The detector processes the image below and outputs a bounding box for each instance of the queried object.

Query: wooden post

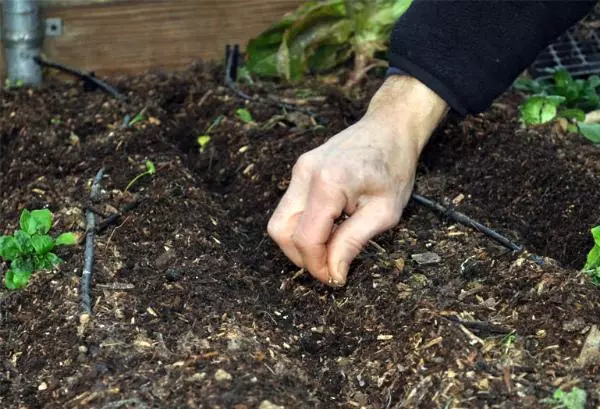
[0,0,303,78]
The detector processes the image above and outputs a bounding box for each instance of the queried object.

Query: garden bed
[1,62,600,409]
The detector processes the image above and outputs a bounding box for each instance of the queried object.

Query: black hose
[34,56,126,101]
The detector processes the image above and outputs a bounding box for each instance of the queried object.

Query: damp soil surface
[1,63,600,409]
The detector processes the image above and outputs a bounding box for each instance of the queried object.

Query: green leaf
[4,269,31,290]
[30,235,54,255]
[13,230,33,253]
[236,108,254,124]
[246,1,330,77]
[567,123,579,133]
[42,252,62,270]
[583,226,600,271]
[197,135,211,153]
[20,208,53,235]
[552,387,587,409]
[577,122,600,143]
[308,43,353,71]
[0,236,21,261]
[277,2,349,80]
[346,0,412,58]
[513,77,551,94]
[519,95,565,125]
[55,232,78,246]
[558,108,586,122]
[11,257,34,275]
[553,69,583,104]
[145,160,156,175]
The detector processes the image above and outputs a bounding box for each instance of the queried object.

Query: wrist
[364,75,449,152]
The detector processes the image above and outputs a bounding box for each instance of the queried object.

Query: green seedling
[582,225,600,285]
[125,160,156,192]
[245,0,412,85]
[127,108,148,127]
[541,387,586,409]
[236,108,255,124]
[197,115,224,153]
[197,135,211,153]
[0,208,78,289]
[500,330,517,355]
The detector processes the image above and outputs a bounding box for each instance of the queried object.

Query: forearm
[387,0,596,116]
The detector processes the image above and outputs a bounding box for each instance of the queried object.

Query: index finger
[292,179,347,285]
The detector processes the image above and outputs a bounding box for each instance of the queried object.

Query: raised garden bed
[1,61,600,408]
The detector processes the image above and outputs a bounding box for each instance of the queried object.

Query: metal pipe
[1,0,44,86]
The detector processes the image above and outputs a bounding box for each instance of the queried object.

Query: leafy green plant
[245,0,412,86]
[541,387,586,409]
[516,69,600,143]
[582,225,600,285]
[125,160,156,192]
[0,209,78,289]
[236,108,255,124]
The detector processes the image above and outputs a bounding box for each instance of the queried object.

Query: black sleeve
[387,0,597,116]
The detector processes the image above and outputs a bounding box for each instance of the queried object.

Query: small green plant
[501,330,517,355]
[196,115,224,153]
[0,209,78,289]
[582,225,600,285]
[245,0,413,86]
[125,160,156,192]
[127,108,147,127]
[236,108,255,124]
[516,69,600,143]
[541,387,586,409]
[197,135,211,153]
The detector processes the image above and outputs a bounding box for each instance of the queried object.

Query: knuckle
[267,216,284,240]
[315,166,348,187]
[291,230,308,249]
[292,153,315,178]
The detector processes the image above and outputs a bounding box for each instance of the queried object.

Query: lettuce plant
[0,209,77,289]
[245,0,412,86]
[516,69,600,143]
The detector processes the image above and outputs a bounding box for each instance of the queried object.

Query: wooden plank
[0,0,303,78]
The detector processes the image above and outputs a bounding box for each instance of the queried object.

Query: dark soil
[1,62,600,409]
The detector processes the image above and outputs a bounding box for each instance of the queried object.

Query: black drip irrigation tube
[33,56,126,101]
[411,193,523,252]
[410,192,545,266]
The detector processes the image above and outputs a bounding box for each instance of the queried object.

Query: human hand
[267,76,448,286]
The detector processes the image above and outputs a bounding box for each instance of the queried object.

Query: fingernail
[330,261,348,287]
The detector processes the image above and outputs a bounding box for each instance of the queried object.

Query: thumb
[327,199,401,285]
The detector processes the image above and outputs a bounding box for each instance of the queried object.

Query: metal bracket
[0,18,63,39]
[45,18,63,37]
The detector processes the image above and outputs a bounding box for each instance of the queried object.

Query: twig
[411,192,523,252]
[81,168,104,315]
[34,56,126,101]
[95,200,140,234]
[444,316,513,335]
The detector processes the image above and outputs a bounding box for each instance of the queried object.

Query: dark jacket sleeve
[387,0,597,116]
